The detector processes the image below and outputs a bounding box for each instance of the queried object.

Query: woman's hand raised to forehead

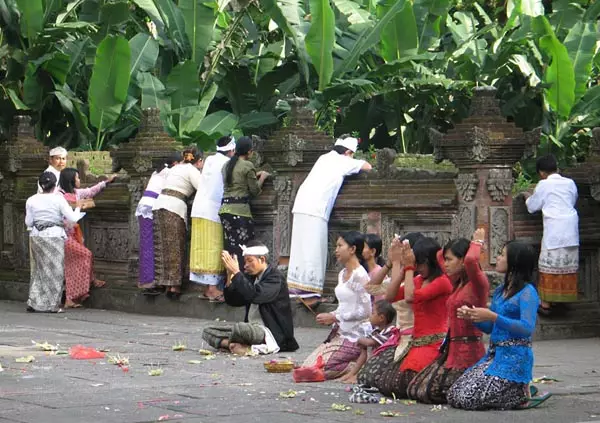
[389,238,403,263]
[399,244,416,267]
[472,228,485,244]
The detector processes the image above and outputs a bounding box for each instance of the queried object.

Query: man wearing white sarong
[287,136,372,308]
[189,136,236,300]
[37,147,68,193]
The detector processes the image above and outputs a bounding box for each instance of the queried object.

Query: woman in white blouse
[152,146,203,299]
[300,231,372,380]
[525,154,579,316]
[26,172,84,312]
[136,153,181,294]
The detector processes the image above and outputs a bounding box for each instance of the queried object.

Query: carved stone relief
[0,180,15,202]
[590,173,600,202]
[3,204,13,245]
[489,206,510,264]
[284,134,305,166]
[276,205,291,257]
[454,173,479,202]
[451,204,476,239]
[131,155,153,174]
[89,225,129,262]
[468,127,491,163]
[429,128,445,163]
[420,231,452,248]
[274,176,293,204]
[486,169,514,202]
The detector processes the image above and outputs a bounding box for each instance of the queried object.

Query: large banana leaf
[156,0,189,56]
[200,110,239,135]
[179,0,215,65]
[331,0,370,25]
[129,33,159,76]
[535,16,575,119]
[237,111,279,129]
[131,0,165,27]
[305,0,335,91]
[572,85,600,117]
[334,0,407,76]
[181,82,218,134]
[136,72,167,110]
[54,87,93,138]
[377,0,418,63]
[412,0,450,52]
[15,0,43,41]
[88,35,131,146]
[563,22,597,101]
[258,0,310,84]
[166,60,200,136]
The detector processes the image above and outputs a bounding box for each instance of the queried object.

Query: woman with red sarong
[407,229,489,404]
[59,168,116,308]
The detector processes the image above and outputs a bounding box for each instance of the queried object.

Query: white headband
[334,137,358,153]
[49,147,68,157]
[240,244,269,256]
[216,137,236,152]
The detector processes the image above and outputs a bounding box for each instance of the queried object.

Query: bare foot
[93,279,106,288]
[205,288,223,298]
[344,374,358,384]
[229,342,251,356]
[65,299,82,309]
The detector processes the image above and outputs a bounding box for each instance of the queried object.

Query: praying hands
[457,305,497,323]
[221,250,241,276]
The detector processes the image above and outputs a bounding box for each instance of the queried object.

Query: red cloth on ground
[444,242,490,369]
[393,274,453,372]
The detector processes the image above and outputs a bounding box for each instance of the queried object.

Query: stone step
[2,280,599,341]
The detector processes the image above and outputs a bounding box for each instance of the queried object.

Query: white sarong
[287,213,328,298]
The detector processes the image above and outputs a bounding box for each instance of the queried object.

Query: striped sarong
[189,217,225,286]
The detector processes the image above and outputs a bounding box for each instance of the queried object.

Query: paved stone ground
[1,300,599,423]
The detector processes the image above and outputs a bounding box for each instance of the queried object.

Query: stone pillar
[0,115,48,275]
[431,87,540,269]
[110,108,183,282]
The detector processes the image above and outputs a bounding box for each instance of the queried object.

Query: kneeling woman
[447,241,550,410]
[369,237,453,398]
[301,231,372,380]
[407,229,489,404]
[26,172,83,312]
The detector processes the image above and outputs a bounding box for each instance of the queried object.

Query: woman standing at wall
[219,136,269,270]
[26,172,83,312]
[152,146,203,299]
[59,168,117,308]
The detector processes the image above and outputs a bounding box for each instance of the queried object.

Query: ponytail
[224,136,253,186]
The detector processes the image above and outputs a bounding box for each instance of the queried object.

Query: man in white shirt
[189,136,236,300]
[37,147,68,193]
[287,136,372,308]
[525,154,579,315]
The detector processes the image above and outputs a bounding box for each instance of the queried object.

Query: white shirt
[25,193,84,238]
[191,153,230,222]
[292,151,365,220]
[332,266,372,342]
[526,173,579,249]
[152,163,201,221]
[37,165,61,194]
[135,168,170,219]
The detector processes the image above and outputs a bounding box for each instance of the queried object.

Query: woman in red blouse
[407,229,490,403]
[372,237,453,398]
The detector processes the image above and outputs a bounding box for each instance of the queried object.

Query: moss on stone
[394,154,457,172]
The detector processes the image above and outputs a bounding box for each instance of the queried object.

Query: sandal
[209,294,225,303]
[26,306,36,313]
[298,298,321,315]
[142,287,164,296]
[518,392,551,409]
[537,305,552,316]
[529,385,539,397]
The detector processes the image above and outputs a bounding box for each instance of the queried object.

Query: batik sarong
[27,236,64,312]
[538,246,579,303]
[138,215,155,286]
[219,213,254,271]
[189,217,225,286]
[287,213,328,298]
[64,226,93,303]
[153,209,186,287]
[202,323,265,349]
[301,333,362,380]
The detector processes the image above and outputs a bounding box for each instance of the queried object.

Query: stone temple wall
[1,89,600,306]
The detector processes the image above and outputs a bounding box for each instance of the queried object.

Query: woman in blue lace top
[447,241,551,410]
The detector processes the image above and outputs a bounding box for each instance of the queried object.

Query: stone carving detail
[3,203,13,244]
[284,134,305,166]
[276,205,291,257]
[429,128,444,163]
[0,180,15,202]
[451,204,476,239]
[467,127,490,162]
[274,176,293,203]
[489,207,509,264]
[590,174,600,202]
[127,182,144,206]
[90,226,129,261]
[487,169,514,202]
[523,127,541,159]
[131,155,153,173]
[7,145,22,173]
[421,231,452,248]
[375,148,396,178]
[454,173,479,202]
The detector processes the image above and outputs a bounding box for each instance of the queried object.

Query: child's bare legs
[340,348,368,383]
